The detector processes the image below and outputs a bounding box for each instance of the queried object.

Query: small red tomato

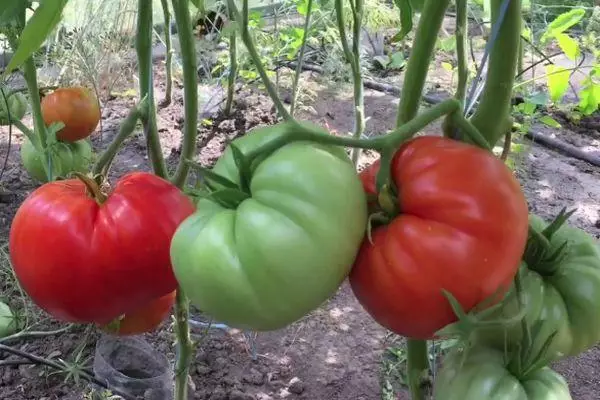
[350,136,529,339]
[9,172,195,325]
[101,291,176,336]
[41,87,101,142]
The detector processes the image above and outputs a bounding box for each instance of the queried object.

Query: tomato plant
[8,172,195,325]
[40,87,101,142]
[0,91,27,125]
[170,124,368,331]
[100,291,176,336]
[474,211,600,361]
[0,302,17,338]
[349,136,530,340]
[20,137,93,182]
[434,346,572,400]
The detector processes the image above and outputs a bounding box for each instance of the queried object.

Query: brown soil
[0,63,599,400]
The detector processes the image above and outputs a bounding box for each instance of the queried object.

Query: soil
[1,57,600,400]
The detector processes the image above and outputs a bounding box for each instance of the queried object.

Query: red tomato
[350,136,529,339]
[101,291,176,336]
[9,172,195,325]
[41,87,101,142]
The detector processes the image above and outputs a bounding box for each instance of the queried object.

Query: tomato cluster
[21,87,101,183]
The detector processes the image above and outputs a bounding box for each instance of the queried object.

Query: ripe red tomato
[9,172,194,325]
[41,87,101,142]
[100,291,176,336]
[350,136,529,339]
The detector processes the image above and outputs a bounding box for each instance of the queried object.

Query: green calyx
[523,208,576,276]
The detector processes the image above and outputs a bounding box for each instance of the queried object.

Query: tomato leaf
[391,0,413,43]
[3,0,69,76]
[545,65,570,103]
[554,33,580,61]
[189,0,205,14]
[540,9,585,44]
[539,115,561,129]
[0,0,25,25]
[578,70,600,116]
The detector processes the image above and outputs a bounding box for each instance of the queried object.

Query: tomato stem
[174,288,193,400]
[171,0,199,188]
[136,0,169,179]
[227,0,292,121]
[72,172,108,205]
[454,0,469,106]
[289,0,314,117]
[159,0,174,108]
[92,96,149,176]
[406,339,429,400]
[224,2,238,116]
[468,0,522,147]
[395,0,451,127]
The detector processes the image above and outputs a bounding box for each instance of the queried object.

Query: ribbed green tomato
[21,137,93,182]
[170,125,368,331]
[474,214,600,360]
[0,92,27,125]
[434,346,572,400]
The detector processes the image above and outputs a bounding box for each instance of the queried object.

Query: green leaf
[539,115,561,128]
[389,52,406,69]
[3,0,69,76]
[578,70,600,116]
[190,0,205,14]
[441,62,453,72]
[373,55,389,69]
[545,65,570,103]
[185,160,239,190]
[0,0,25,25]
[540,9,585,44]
[554,33,580,61]
[391,0,413,43]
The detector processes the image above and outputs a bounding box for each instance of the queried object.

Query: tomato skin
[9,172,195,325]
[101,291,176,336]
[20,137,93,182]
[434,346,572,400]
[349,136,529,339]
[0,92,27,125]
[170,125,368,331]
[474,214,600,360]
[41,87,101,142]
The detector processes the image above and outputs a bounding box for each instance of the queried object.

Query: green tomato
[21,137,94,183]
[434,346,572,400]
[474,213,600,360]
[0,92,27,125]
[170,124,368,331]
[0,301,17,338]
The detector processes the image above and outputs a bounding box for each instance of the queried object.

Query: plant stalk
[171,0,199,188]
[243,99,460,164]
[334,0,365,165]
[407,339,429,400]
[225,5,238,116]
[136,0,169,179]
[174,289,193,400]
[92,97,148,176]
[228,0,291,120]
[469,0,522,147]
[455,0,468,105]
[289,0,314,117]
[396,0,451,126]
[160,0,174,107]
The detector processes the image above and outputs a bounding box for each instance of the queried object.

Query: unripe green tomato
[0,302,17,338]
[0,92,28,125]
[20,137,94,183]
